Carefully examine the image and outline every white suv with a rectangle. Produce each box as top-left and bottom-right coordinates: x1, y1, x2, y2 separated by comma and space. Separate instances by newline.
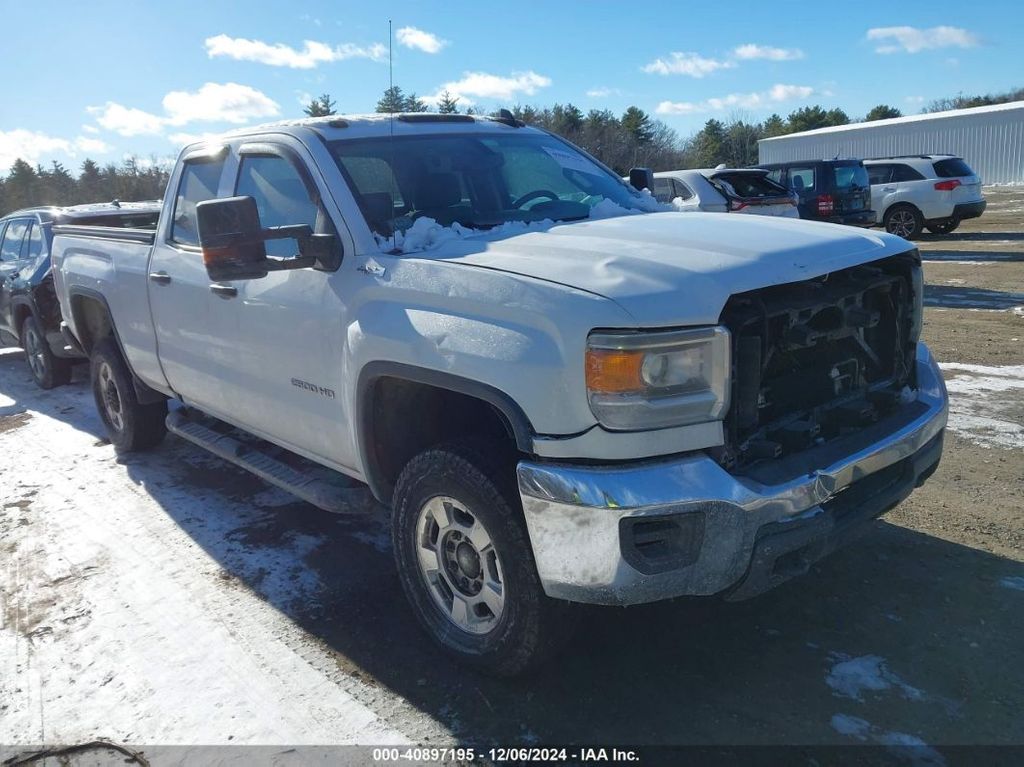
864, 155, 986, 239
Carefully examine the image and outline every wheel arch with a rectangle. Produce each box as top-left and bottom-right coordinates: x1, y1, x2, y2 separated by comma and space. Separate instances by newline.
356, 362, 535, 504
68, 287, 165, 404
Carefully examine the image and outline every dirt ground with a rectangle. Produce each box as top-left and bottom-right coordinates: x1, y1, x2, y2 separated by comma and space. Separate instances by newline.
1, 190, 1022, 761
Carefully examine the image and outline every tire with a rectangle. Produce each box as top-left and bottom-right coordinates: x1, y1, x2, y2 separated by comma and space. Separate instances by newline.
392, 441, 575, 676
20, 314, 72, 390
883, 204, 924, 239
90, 337, 167, 452
927, 219, 960, 235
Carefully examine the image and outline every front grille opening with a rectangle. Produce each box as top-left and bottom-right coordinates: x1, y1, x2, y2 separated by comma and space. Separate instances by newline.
718, 252, 920, 472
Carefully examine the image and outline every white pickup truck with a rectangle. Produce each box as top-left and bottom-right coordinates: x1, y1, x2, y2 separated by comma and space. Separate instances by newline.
53, 113, 948, 675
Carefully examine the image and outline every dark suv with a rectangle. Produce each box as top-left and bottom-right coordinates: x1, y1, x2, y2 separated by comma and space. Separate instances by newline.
0, 202, 160, 388
758, 160, 874, 227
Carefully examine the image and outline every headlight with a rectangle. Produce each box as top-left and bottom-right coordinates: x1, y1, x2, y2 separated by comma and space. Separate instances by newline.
585, 326, 731, 430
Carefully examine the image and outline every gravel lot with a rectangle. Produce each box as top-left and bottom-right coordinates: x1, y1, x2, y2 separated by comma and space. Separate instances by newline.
1, 191, 1022, 760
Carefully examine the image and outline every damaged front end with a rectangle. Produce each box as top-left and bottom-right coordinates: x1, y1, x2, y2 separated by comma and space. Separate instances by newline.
717, 251, 923, 471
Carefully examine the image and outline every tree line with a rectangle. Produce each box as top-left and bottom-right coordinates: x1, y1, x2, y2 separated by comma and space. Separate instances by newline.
1, 84, 1017, 216
0, 157, 169, 216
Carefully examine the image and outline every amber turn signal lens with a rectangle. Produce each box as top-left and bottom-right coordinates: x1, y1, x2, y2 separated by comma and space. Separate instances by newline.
585, 349, 645, 394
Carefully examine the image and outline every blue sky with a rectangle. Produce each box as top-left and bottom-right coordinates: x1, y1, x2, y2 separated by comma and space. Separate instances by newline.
2, 0, 1021, 172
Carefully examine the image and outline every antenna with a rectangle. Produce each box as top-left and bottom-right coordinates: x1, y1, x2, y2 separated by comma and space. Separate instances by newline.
388, 18, 396, 251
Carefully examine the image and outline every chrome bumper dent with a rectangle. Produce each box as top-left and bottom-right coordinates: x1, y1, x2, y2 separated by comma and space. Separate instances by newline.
517, 343, 948, 605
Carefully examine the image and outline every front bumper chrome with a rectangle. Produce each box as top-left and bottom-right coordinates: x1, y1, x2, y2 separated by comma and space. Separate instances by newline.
517, 342, 948, 605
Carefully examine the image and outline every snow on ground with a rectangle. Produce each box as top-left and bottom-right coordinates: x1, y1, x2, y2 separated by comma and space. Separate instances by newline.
829, 715, 947, 767
0, 352, 446, 747
825, 654, 923, 702
939, 363, 1024, 449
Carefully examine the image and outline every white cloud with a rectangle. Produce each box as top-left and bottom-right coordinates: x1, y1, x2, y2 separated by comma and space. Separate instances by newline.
396, 26, 447, 54
656, 83, 814, 115
75, 137, 111, 154
88, 83, 279, 141
586, 87, 620, 98
0, 130, 113, 171
866, 26, 979, 54
88, 103, 165, 137
204, 34, 386, 68
81, 124, 100, 135
427, 71, 551, 106
162, 82, 280, 126
733, 43, 804, 61
642, 52, 735, 77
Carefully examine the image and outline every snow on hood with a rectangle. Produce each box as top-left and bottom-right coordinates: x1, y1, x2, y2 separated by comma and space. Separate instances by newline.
383, 209, 909, 326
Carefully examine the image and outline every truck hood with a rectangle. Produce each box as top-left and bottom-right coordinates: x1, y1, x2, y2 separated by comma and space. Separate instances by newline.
423, 212, 909, 326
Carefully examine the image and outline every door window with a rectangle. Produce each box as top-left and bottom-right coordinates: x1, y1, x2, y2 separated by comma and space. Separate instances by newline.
0, 219, 30, 262
867, 165, 893, 185
672, 179, 695, 201
891, 164, 925, 182
171, 158, 227, 247
652, 178, 674, 203
788, 167, 816, 193
22, 222, 44, 260
236, 154, 331, 258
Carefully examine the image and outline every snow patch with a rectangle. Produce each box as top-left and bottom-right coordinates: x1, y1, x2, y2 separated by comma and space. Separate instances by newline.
376, 195, 670, 254
825, 654, 923, 701
830, 715, 946, 766
939, 363, 1024, 450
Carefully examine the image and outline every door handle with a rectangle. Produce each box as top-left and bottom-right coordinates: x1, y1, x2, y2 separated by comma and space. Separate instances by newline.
209, 284, 238, 298
148, 272, 172, 285
882, 187, 896, 192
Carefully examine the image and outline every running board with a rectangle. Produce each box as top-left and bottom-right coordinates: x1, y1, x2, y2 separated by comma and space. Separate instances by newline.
166, 409, 373, 514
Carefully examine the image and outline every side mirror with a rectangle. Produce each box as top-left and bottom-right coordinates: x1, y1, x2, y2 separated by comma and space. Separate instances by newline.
628, 167, 655, 192
197, 196, 269, 282
197, 196, 343, 281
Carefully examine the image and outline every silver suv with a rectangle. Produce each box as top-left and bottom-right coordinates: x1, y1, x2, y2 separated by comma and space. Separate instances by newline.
864, 155, 986, 239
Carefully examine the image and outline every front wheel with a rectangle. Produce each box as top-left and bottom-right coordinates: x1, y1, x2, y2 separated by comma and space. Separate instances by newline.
392, 441, 574, 676
21, 314, 72, 389
91, 338, 167, 452
927, 219, 960, 235
884, 204, 923, 239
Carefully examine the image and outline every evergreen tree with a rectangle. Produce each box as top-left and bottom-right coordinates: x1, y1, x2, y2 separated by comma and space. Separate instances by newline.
403, 93, 429, 112
761, 113, 788, 138
376, 86, 407, 113
5, 159, 40, 210
303, 93, 337, 117
437, 90, 460, 114
865, 104, 903, 121
621, 107, 653, 144
692, 119, 726, 167
78, 159, 104, 202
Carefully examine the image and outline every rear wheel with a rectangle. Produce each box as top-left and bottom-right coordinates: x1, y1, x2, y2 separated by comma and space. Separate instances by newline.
21, 314, 72, 390
392, 441, 574, 676
884, 204, 923, 239
927, 219, 960, 235
91, 338, 167, 452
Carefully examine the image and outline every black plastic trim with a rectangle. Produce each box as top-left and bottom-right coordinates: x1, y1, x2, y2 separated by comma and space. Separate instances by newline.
356, 361, 535, 501
66, 287, 167, 404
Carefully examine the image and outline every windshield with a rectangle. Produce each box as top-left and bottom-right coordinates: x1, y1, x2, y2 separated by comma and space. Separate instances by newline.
330, 133, 651, 236
833, 164, 870, 190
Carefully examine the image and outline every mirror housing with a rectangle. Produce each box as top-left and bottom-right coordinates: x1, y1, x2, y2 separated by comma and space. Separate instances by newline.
197, 196, 269, 281
196, 195, 342, 281
628, 167, 655, 193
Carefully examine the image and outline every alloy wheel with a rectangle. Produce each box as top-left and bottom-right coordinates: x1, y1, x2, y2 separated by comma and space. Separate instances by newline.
888, 210, 917, 238
414, 495, 505, 635
97, 361, 125, 432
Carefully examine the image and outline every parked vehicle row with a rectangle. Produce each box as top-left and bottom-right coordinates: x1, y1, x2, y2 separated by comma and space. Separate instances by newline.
0, 202, 160, 388
754, 154, 986, 238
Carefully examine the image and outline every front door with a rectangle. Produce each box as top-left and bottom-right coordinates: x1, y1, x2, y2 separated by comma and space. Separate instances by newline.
214, 142, 351, 466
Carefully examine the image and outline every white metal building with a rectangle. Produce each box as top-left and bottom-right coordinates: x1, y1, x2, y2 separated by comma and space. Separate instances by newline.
758, 101, 1024, 185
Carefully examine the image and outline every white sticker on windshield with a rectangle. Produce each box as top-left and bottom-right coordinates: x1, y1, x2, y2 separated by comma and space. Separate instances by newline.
542, 146, 598, 176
